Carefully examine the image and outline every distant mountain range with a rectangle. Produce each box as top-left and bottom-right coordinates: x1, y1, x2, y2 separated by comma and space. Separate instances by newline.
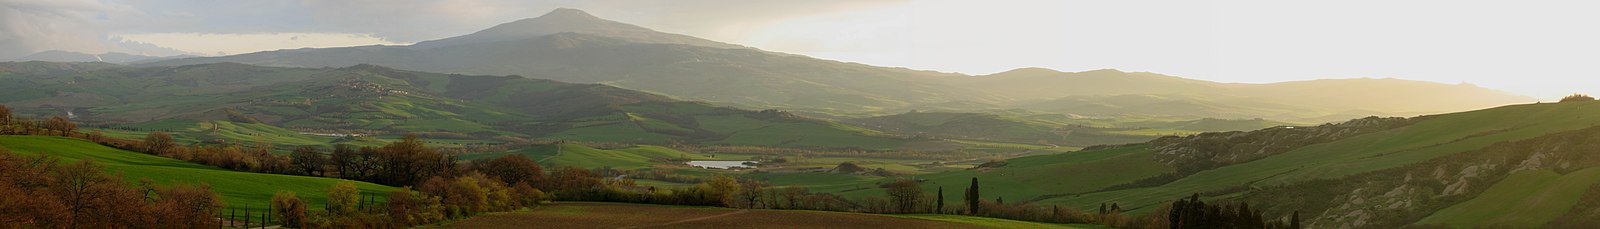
12, 50, 189, 64
0, 61, 924, 150
142, 8, 1536, 122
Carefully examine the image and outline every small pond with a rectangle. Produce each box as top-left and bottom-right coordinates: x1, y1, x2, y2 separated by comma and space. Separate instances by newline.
687, 160, 758, 169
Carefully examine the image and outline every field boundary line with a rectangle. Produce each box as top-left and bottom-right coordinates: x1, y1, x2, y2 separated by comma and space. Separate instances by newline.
619, 209, 749, 229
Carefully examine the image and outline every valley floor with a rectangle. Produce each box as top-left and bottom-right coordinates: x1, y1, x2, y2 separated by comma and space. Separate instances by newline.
441, 202, 1103, 229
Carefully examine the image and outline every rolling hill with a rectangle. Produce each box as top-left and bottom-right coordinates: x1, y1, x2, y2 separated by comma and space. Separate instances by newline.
870, 101, 1600, 228
0, 61, 914, 150
143, 8, 1532, 121
0, 135, 397, 216
10, 50, 185, 64
847, 111, 1296, 148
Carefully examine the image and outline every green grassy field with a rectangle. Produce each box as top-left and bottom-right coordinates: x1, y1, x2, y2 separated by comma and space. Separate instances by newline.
1415, 167, 1600, 227
461, 143, 712, 169
908, 145, 1172, 204
0, 136, 397, 217
1037, 102, 1600, 212
715, 122, 908, 150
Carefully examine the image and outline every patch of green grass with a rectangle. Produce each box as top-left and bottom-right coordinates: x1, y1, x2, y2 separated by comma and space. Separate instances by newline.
716, 122, 906, 150
543, 122, 678, 143
0, 136, 396, 219
745, 172, 886, 194
459, 144, 562, 161
1416, 167, 1600, 227
1040, 102, 1600, 213
915, 145, 1171, 204
462, 144, 708, 169
694, 114, 771, 133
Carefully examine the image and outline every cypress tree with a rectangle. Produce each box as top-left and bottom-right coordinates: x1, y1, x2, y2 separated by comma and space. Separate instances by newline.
936, 186, 945, 214
1169, 200, 1183, 229
1099, 203, 1107, 215
1052, 205, 1060, 221
1290, 211, 1300, 229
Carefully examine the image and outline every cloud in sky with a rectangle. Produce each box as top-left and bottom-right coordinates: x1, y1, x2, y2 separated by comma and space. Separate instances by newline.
0, 0, 187, 58
1, 0, 1596, 99
116, 33, 405, 55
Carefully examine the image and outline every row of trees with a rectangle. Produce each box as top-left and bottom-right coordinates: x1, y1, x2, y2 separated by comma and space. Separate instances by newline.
0, 105, 550, 228
0, 147, 224, 228
1, 105, 1308, 228
1170, 194, 1299, 229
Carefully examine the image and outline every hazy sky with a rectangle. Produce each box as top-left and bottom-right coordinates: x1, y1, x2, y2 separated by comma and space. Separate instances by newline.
2, 0, 1595, 99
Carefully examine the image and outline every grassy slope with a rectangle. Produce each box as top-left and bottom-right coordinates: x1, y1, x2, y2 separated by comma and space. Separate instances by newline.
446, 202, 1102, 229
1415, 167, 1600, 227
460, 144, 711, 169
1039, 102, 1600, 212
715, 122, 908, 149
910, 145, 1172, 204
0, 136, 396, 214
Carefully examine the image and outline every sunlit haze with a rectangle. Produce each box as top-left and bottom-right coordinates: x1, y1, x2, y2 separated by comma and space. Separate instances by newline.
3, 0, 1596, 99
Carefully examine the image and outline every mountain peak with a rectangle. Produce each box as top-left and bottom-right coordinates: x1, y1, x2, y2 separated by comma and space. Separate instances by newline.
409, 7, 742, 50
540, 8, 599, 20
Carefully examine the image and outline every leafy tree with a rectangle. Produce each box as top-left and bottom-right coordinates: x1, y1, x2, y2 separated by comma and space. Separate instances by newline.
327, 181, 360, 216
150, 184, 222, 228
374, 134, 449, 186
511, 182, 546, 207
738, 178, 767, 209
0, 104, 11, 126
471, 154, 543, 186
52, 159, 118, 228
330, 144, 356, 179
387, 187, 444, 225
703, 175, 742, 207
885, 179, 923, 213
271, 191, 308, 228
142, 132, 176, 156
290, 146, 327, 176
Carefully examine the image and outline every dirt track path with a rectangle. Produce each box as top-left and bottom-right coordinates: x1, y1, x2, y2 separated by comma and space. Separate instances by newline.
618, 209, 750, 229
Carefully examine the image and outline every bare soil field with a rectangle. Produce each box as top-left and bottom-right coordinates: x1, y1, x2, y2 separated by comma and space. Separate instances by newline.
443, 202, 994, 229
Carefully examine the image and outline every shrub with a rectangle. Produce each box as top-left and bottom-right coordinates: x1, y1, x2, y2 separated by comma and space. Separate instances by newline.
272, 191, 308, 228
387, 187, 445, 226
1561, 93, 1596, 102
326, 181, 360, 216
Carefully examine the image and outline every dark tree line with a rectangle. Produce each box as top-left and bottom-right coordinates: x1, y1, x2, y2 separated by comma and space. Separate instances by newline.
1169, 194, 1299, 229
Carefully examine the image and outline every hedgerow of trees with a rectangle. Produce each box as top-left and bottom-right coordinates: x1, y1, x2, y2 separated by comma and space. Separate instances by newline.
0, 147, 223, 228
0, 105, 1311, 228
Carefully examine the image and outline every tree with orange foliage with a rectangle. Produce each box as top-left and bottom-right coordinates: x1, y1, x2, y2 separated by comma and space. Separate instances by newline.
272, 191, 308, 228
142, 131, 177, 156
471, 154, 543, 186
0, 104, 12, 126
